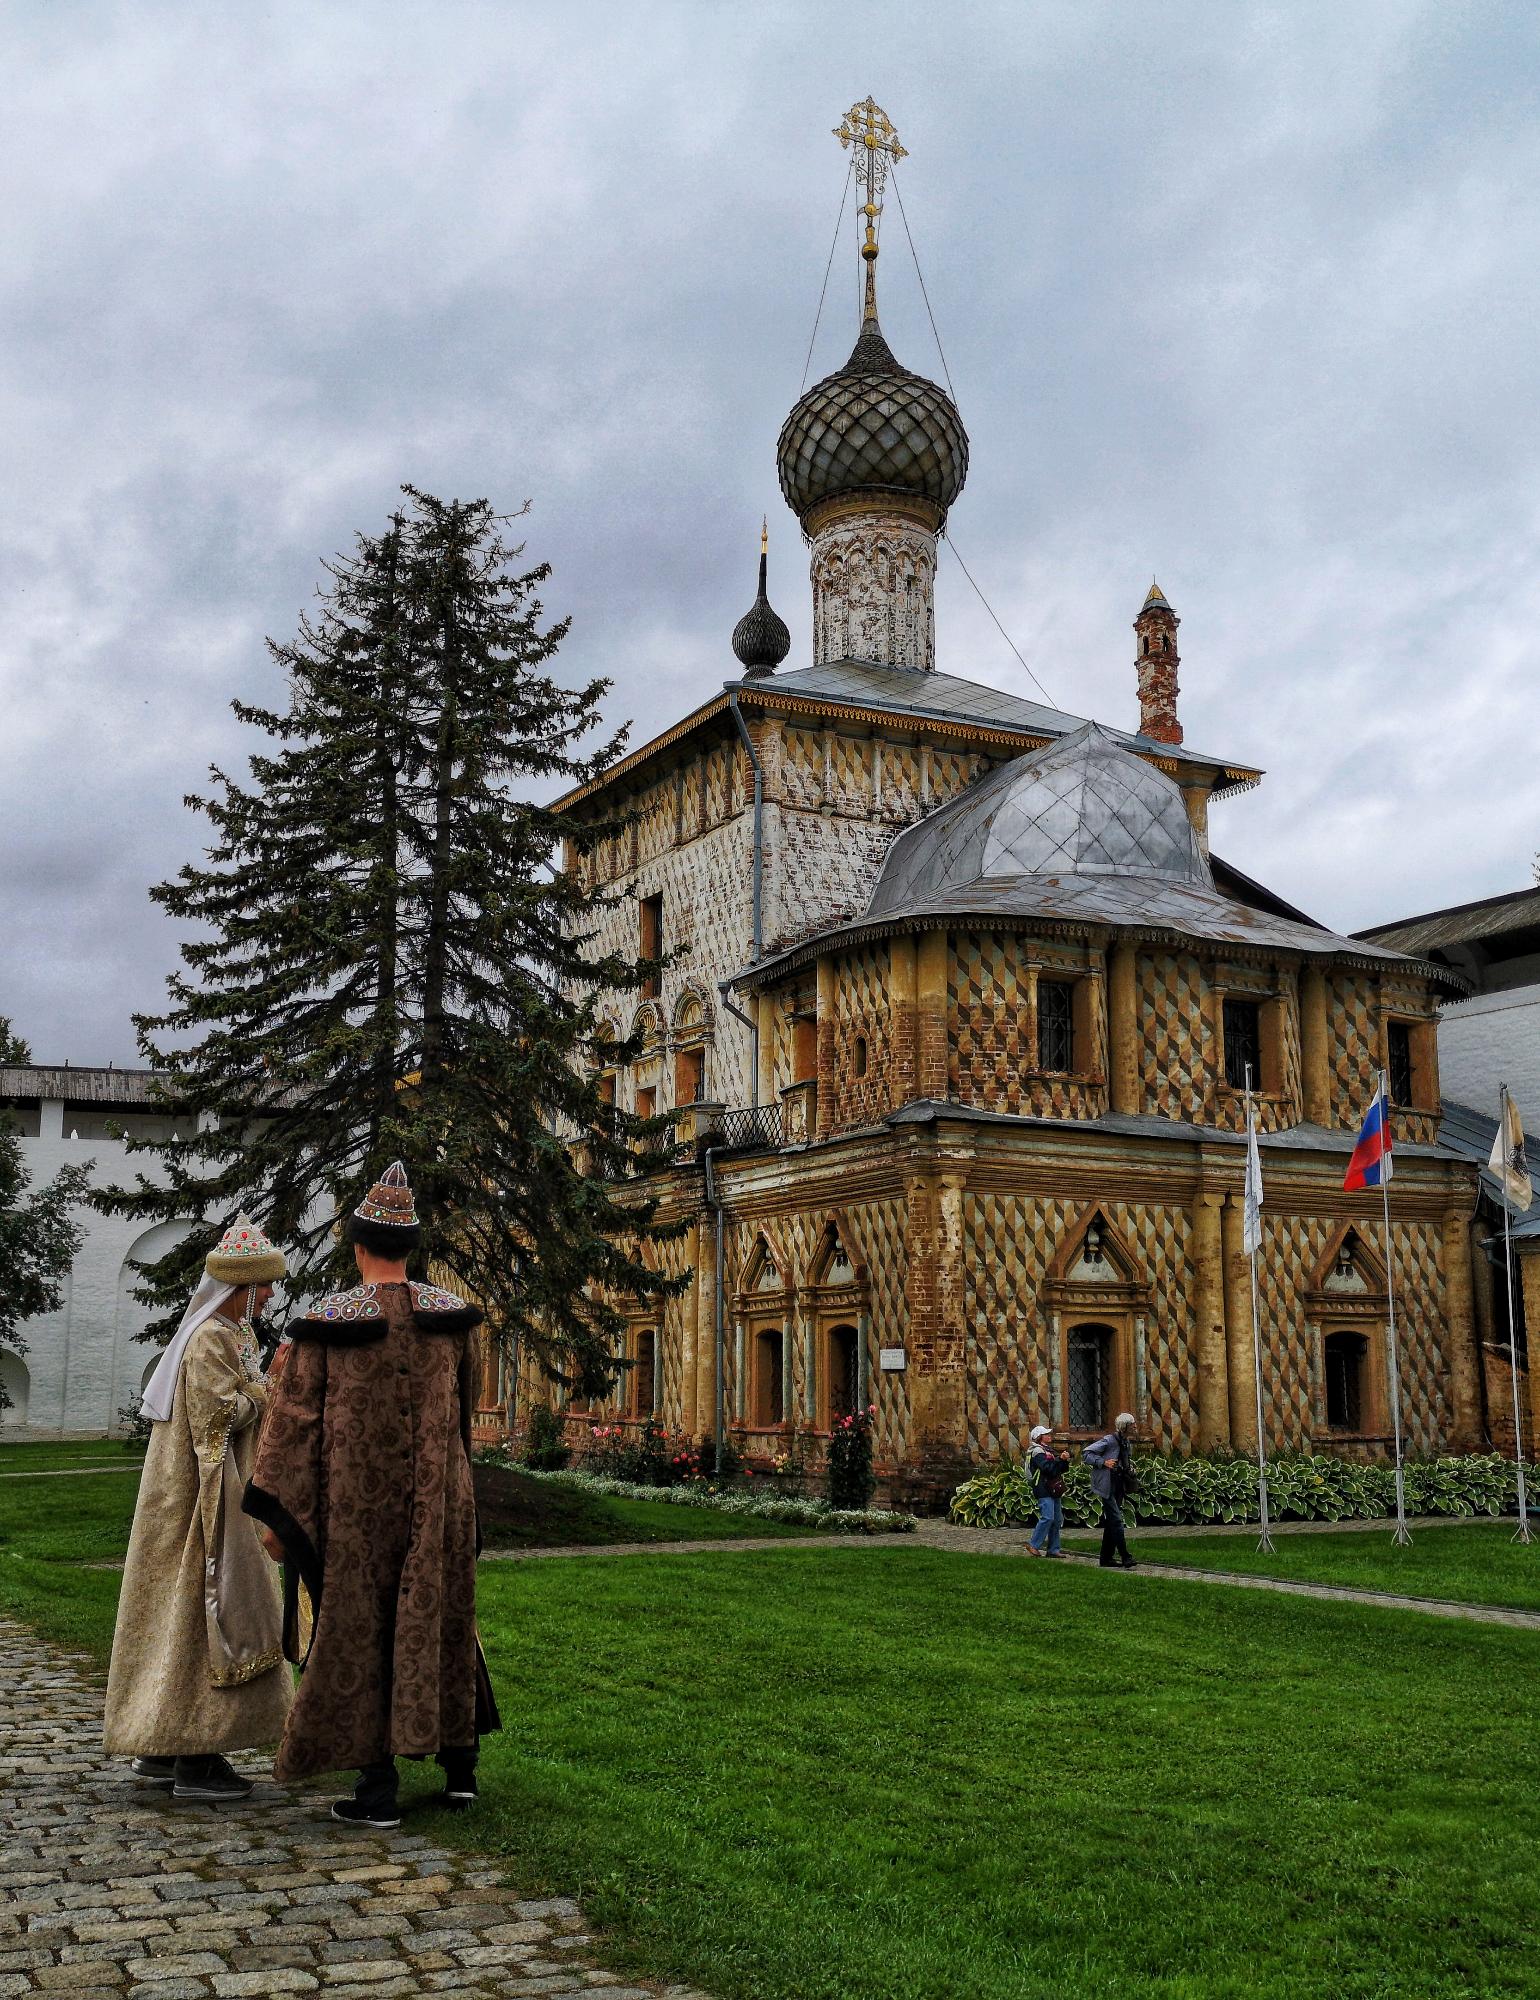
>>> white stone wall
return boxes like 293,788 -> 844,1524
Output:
1438,983 -> 1540,1118
3,1103 -> 196,1436
809,511 -> 938,672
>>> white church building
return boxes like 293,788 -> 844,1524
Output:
1,1065 -> 197,1435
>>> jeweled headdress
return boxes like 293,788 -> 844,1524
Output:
354,1160 -> 418,1229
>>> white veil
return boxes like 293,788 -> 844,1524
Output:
139,1274 -> 240,1424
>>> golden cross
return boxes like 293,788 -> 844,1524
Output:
834,96 -> 906,321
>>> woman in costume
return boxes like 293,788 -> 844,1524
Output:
103,1217 -> 294,1801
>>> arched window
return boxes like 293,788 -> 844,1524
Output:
854,1036 -> 868,1078
1324,1332 -> 1368,1431
0,1350 -> 30,1426
1066,1323 -> 1114,1431
753,1328 -> 784,1427
632,1329 -> 658,1418
827,1323 -> 859,1422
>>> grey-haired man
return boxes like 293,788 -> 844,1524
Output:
1086,1412 -> 1138,1569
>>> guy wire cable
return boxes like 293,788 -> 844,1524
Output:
800,157 -> 855,394
889,163 -> 1054,707
944,536 -> 1059,709
889,162 -> 961,412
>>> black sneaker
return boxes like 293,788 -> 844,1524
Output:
331,1797 -> 402,1830
443,1772 -> 478,1810
130,1755 -> 176,1786
172,1755 -> 254,1802
1120,1559 -> 1139,1569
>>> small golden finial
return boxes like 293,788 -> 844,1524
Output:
760,515 -> 768,556
834,96 -> 906,322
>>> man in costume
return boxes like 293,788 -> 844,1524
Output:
104,1217 -> 293,1801
244,1162 -> 499,1829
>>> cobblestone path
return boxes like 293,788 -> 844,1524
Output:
0,1619 -> 712,2000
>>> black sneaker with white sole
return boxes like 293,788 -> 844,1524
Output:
331,1797 -> 403,1830
130,1755 -> 176,1786
172,1754 -> 254,1802
443,1773 -> 478,1810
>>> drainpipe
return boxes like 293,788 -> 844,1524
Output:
718,982 -> 759,1110
728,692 -> 764,962
704,1143 -> 727,1468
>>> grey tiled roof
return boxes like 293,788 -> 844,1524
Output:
0,1065 -> 164,1103
1360,884 -> 1540,956
739,659 -> 1254,780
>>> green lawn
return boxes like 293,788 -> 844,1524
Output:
1102,1520 -> 1540,1614
7,1472 -> 1538,1997
0,1437 -> 147,1474
408,1548 -> 1539,2000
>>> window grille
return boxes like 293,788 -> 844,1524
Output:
1387,1022 -> 1414,1107
1223,997 -> 1262,1092
1038,979 -> 1075,1074
1066,1325 -> 1111,1430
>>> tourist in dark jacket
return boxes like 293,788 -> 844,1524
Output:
1086,1412 -> 1138,1568
1026,1424 -> 1069,1557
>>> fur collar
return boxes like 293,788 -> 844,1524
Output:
291,1279 -> 483,1344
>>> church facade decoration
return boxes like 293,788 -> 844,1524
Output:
513,98 -> 1501,1495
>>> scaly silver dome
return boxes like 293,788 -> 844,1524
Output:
867,724 -> 1209,918
776,316 -> 969,526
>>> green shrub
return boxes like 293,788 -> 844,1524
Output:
826,1406 -> 877,1511
950,1451 -> 1521,1529
525,1466 -> 915,1535
520,1404 -> 571,1473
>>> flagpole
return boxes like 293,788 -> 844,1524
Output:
1499,1085 -> 1532,1545
1245,1071 -> 1274,1553
1377,1068 -> 1411,1547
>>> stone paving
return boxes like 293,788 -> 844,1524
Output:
0,1619 -> 712,2000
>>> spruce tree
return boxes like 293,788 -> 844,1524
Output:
0,1017 -> 92,1421
98,491 -> 672,1394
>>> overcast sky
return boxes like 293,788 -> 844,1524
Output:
4,2 -> 1539,1065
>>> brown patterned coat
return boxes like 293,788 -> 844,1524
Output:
243,1281 -> 497,1783
104,1313 -> 292,1756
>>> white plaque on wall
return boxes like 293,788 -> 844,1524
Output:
879,1347 -> 907,1371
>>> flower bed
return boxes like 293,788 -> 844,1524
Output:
950,1451 -> 1522,1530
521,1466 -> 915,1535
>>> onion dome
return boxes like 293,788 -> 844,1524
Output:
776,314 -> 970,526
731,526 -> 791,678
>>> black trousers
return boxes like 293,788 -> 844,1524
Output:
356,1745 -> 478,1808
1099,1493 -> 1130,1565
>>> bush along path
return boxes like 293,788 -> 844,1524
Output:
0,1615 -> 714,2000
951,1450 -> 1523,1529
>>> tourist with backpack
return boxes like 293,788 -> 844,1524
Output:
1086,1412 -> 1139,1568
1026,1423 -> 1069,1557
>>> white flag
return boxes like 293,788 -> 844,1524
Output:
1489,1093 -> 1533,1213
1243,1104 -> 1265,1256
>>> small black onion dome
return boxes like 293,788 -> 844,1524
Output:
732,547 -> 791,677
776,315 -> 969,524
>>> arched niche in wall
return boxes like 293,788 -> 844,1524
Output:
801,1218 -> 871,1431
1042,1204 -> 1152,1436
732,1234 -> 792,1435
0,1350 -> 30,1426
115,1219 -> 196,1425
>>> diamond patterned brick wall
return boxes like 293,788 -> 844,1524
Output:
1252,1212 -> 1329,1450
1328,972 -> 1380,1129
948,933 -> 1109,1120
1109,1199 -> 1198,1451
1139,950 -> 1208,1123
829,732 -> 873,815
768,808 -> 898,953
884,743 -> 924,819
782,727 -> 824,809
1394,1220 -> 1453,1453
962,1192 -> 1061,1460
829,945 -> 894,1129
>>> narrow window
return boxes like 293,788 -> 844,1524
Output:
827,1324 -> 859,1423
1324,1332 -> 1367,1430
854,1035 -> 868,1078
754,1329 -> 784,1427
1387,1021 -> 1414,1108
639,893 -> 663,1000
1038,979 -> 1075,1074
791,1013 -> 818,1082
594,1069 -> 616,1135
635,1084 -> 656,1122
1223,997 -> 1262,1092
675,1045 -> 704,1104
632,1330 -> 657,1417
1066,1324 -> 1113,1430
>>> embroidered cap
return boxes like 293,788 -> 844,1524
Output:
354,1160 -> 419,1230
204,1214 -> 287,1285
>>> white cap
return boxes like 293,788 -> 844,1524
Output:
1030,1424 -> 1052,1441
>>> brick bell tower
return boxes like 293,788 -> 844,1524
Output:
1134,580 -> 1182,745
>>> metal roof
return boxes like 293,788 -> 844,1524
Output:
1436,1097 -> 1540,1238
734,724 -> 1449,990
739,658 -> 1254,782
1359,883 -> 1540,958
869,724 -> 1208,913
0,1066 -> 165,1104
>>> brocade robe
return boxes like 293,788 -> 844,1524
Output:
243,1280 -> 498,1783
104,1313 -> 292,1756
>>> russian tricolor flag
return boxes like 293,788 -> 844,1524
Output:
1344,1081 -> 1393,1190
